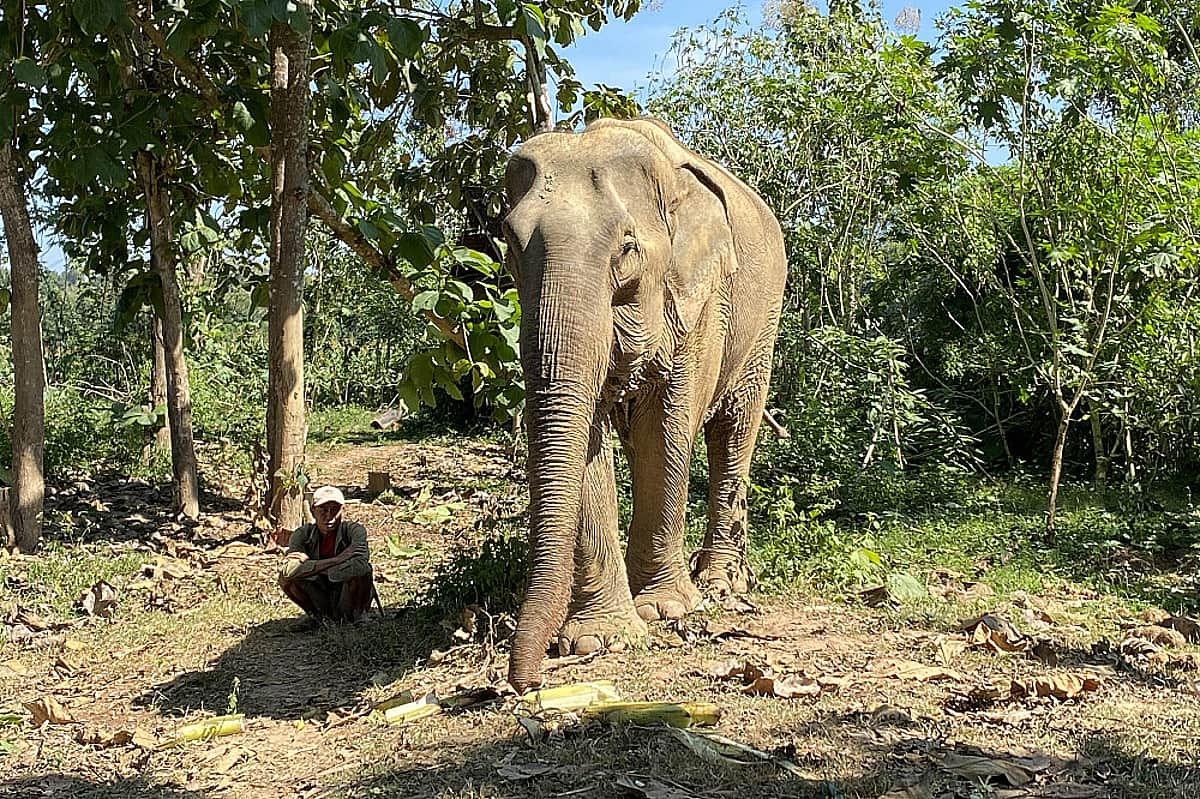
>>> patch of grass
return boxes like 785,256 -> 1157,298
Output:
308,405 -> 380,444
749,467 -> 1200,617
1,541 -> 150,618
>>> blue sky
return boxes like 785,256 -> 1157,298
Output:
564,0 -> 954,97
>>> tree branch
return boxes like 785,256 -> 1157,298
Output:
127,1 -> 467,350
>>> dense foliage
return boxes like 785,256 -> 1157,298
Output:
2,1 -> 1200,557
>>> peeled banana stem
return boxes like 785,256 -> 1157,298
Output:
518,681 -> 622,713
581,701 -> 722,728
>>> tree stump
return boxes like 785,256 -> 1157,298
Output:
367,471 -> 392,497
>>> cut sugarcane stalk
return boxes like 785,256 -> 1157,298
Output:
383,692 -> 441,724
580,701 -> 721,728
518,681 -> 621,713
159,714 -> 245,748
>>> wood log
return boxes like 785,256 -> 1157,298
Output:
371,408 -> 404,430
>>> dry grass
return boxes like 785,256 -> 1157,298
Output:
3,435 -> 1200,799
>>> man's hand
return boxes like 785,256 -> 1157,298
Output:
287,551 -> 309,563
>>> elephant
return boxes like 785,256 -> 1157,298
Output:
503,117 -> 787,692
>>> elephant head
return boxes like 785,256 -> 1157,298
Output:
503,118 -> 739,691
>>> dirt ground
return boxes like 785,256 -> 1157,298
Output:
3,435 -> 1200,798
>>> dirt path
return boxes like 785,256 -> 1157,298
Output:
3,435 -> 1200,798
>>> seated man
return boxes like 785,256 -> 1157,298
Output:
278,485 -> 373,626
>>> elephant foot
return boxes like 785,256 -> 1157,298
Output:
556,606 -> 648,656
631,571 -> 702,622
691,552 -> 755,598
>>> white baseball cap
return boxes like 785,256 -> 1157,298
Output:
312,485 -> 345,507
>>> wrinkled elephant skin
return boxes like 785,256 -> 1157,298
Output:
504,118 -> 787,692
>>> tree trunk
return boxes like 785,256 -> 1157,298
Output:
149,315 -> 171,455
266,5 -> 314,529
0,143 -> 45,553
136,152 -> 200,519
524,40 -> 552,133
1046,396 -> 1079,540
1088,398 -> 1108,485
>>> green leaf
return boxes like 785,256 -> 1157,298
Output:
357,219 -> 381,241
230,101 -> 255,133
13,58 -> 46,88
518,4 -> 548,57
386,17 -> 424,59
886,572 -> 926,603
250,281 -> 271,309
73,0 -> 121,35
397,231 -> 436,268
412,290 -> 439,312
0,287 -> 9,316
240,0 -> 276,38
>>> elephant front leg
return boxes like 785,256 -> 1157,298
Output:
558,420 -> 648,656
694,337 -> 776,597
623,400 -> 702,622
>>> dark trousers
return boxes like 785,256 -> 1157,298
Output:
280,568 -> 374,622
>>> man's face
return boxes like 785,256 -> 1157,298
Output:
313,501 -> 343,535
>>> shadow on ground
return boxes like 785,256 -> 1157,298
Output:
42,472 -> 246,546
133,605 -> 447,721
331,721 -> 1200,799
0,774 -> 208,799
333,724 -> 892,799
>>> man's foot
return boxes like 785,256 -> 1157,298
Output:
289,615 -> 323,633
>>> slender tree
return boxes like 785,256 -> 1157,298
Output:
0,142 -> 44,552
266,2 -> 315,528
135,152 -> 200,517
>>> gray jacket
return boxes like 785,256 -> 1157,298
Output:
284,520 -> 370,582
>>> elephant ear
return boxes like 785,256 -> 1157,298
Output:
666,162 -> 738,334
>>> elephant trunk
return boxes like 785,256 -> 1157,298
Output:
508,257 -> 611,693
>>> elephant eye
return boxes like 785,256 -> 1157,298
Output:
621,236 -> 639,256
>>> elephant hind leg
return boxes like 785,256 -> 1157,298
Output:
558,419 -> 648,656
694,334 -> 776,597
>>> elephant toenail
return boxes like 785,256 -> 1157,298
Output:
636,604 -> 660,622
574,635 -> 602,655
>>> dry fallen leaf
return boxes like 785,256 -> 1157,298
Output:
1161,616 -> 1200,643
1010,673 -> 1101,700
870,705 -> 914,726
979,708 -> 1034,725
1022,608 -> 1055,628
877,776 -> 933,799
1138,607 -> 1171,624
876,658 -> 964,683
24,696 -> 75,726
615,775 -> 692,799
1030,639 -> 1059,667
1127,625 -> 1187,649
936,636 -> 969,665
78,581 -> 117,618
703,619 -> 778,641
75,726 -> 135,748
964,614 -> 1030,654
939,752 -> 1034,786
0,659 -> 29,677
744,675 -> 822,698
